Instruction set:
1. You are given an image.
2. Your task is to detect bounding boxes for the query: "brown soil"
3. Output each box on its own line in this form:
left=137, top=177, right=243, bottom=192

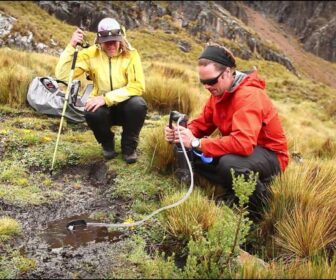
left=243, top=4, right=336, bottom=89
left=0, top=161, right=131, bottom=279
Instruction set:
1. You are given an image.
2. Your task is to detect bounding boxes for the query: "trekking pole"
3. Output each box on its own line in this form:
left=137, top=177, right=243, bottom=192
left=50, top=44, right=80, bottom=175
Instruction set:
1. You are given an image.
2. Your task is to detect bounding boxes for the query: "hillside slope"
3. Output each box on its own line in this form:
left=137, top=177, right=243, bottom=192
left=242, top=3, right=336, bottom=89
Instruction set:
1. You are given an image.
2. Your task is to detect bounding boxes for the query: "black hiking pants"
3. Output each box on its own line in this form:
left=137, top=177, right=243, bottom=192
left=192, top=146, right=281, bottom=220
left=84, top=96, right=147, bottom=155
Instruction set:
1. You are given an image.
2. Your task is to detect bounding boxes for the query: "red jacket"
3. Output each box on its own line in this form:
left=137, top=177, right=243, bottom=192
left=188, top=70, right=289, bottom=171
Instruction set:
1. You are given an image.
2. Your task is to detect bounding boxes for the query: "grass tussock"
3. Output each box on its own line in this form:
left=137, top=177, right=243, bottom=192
left=144, top=73, right=205, bottom=116
left=262, top=159, right=336, bottom=259
left=0, top=217, right=21, bottom=241
left=275, top=207, right=335, bottom=259
left=142, top=120, right=174, bottom=173
left=238, top=257, right=336, bottom=279
left=161, top=188, right=223, bottom=239
left=146, top=62, right=194, bottom=82
left=0, top=48, right=58, bottom=107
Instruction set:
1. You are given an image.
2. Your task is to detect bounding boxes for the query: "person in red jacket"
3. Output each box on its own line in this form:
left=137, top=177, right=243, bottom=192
left=165, top=43, right=289, bottom=218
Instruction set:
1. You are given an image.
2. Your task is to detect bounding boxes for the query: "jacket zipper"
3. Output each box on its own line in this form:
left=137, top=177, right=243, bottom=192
left=109, top=57, right=113, bottom=90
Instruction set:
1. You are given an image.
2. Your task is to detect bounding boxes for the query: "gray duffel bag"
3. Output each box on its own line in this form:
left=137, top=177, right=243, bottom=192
left=27, top=76, right=92, bottom=123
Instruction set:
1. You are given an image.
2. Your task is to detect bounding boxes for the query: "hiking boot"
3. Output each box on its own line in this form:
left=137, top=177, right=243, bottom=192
left=122, top=151, right=137, bottom=164
left=103, top=149, right=117, bottom=160
left=102, top=142, right=117, bottom=160
left=174, top=168, right=191, bottom=186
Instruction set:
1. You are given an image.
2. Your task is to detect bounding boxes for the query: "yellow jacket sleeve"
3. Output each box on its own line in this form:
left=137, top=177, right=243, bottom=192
left=55, top=44, right=90, bottom=81
left=104, top=50, right=145, bottom=106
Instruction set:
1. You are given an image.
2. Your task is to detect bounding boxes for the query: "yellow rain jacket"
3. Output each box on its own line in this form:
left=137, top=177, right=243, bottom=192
left=55, top=44, right=145, bottom=106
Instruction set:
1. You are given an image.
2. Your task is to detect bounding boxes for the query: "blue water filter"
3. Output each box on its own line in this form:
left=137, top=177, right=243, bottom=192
left=192, top=150, right=213, bottom=164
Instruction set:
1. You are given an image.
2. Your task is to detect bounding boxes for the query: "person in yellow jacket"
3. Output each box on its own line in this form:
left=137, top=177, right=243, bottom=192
left=55, top=18, right=147, bottom=163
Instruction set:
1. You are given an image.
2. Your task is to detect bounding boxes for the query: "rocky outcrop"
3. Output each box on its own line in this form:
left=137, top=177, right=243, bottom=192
left=248, top=1, right=336, bottom=62
left=36, top=0, right=296, bottom=73
left=0, top=13, right=62, bottom=55
left=214, top=1, right=249, bottom=25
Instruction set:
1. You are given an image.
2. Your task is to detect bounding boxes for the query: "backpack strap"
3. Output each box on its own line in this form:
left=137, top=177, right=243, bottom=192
left=56, top=80, right=67, bottom=86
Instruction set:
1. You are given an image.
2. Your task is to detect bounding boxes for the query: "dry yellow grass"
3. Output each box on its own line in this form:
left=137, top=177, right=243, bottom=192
left=143, top=62, right=207, bottom=116
left=142, top=120, right=175, bottom=173
left=262, top=159, right=336, bottom=259
left=274, top=100, right=336, bottom=159
left=0, top=48, right=58, bottom=107
left=238, top=257, right=336, bottom=279
left=0, top=217, right=21, bottom=240
left=161, top=188, right=222, bottom=239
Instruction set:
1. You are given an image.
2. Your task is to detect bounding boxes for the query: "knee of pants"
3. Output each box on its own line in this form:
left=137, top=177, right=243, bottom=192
left=84, top=108, right=109, bottom=123
left=126, top=97, right=147, bottom=115
left=215, top=154, right=244, bottom=177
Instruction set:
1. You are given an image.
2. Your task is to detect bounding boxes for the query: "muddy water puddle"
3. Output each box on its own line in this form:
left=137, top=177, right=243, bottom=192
left=40, top=214, right=126, bottom=249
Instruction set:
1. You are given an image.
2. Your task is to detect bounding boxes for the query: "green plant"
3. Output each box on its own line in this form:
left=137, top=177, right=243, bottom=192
left=228, top=169, right=257, bottom=262
left=137, top=172, right=257, bottom=279
left=0, top=250, right=36, bottom=278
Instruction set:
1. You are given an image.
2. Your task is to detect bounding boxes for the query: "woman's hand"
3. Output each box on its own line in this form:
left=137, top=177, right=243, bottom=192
left=70, top=28, right=84, bottom=48
left=85, top=96, right=106, bottom=112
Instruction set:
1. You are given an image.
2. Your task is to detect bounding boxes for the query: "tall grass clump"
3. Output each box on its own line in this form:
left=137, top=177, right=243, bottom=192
left=161, top=188, right=223, bottom=239
left=143, top=61, right=208, bottom=116
left=144, top=74, right=204, bottom=116
left=0, top=48, right=57, bottom=107
left=261, top=159, right=336, bottom=259
left=237, top=256, right=336, bottom=279
left=146, top=62, right=193, bottom=82
left=0, top=217, right=21, bottom=241
left=142, top=120, right=175, bottom=173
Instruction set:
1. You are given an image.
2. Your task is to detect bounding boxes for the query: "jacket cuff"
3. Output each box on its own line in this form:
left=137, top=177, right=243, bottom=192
left=64, top=43, right=76, bottom=54
left=103, top=93, right=114, bottom=107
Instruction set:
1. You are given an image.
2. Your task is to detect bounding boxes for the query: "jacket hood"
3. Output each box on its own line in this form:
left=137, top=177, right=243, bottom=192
left=229, top=70, right=265, bottom=93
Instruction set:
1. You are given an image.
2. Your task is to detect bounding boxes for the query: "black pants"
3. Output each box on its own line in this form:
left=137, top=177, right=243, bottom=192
left=192, top=146, right=281, bottom=219
left=84, top=96, right=147, bottom=155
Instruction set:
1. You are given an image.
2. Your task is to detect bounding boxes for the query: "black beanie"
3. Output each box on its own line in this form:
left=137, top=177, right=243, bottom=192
left=199, top=45, right=236, bottom=68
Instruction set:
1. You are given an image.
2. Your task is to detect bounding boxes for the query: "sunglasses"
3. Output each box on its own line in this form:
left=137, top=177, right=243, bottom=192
left=97, top=29, right=121, bottom=38
left=199, top=70, right=224, bottom=86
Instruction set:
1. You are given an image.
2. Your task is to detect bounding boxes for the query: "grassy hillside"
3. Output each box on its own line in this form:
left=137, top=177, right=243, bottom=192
left=0, top=1, right=336, bottom=278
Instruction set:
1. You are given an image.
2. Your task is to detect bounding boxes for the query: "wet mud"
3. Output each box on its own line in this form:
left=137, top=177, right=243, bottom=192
left=0, top=161, right=133, bottom=279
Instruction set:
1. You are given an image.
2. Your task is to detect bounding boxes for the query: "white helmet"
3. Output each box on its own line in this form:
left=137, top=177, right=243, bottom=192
left=97, top=18, right=122, bottom=43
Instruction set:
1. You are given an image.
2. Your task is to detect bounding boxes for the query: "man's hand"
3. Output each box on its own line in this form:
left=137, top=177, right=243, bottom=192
left=164, top=124, right=175, bottom=143
left=173, top=126, right=195, bottom=149
left=70, top=28, right=84, bottom=48
left=85, top=96, right=106, bottom=112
